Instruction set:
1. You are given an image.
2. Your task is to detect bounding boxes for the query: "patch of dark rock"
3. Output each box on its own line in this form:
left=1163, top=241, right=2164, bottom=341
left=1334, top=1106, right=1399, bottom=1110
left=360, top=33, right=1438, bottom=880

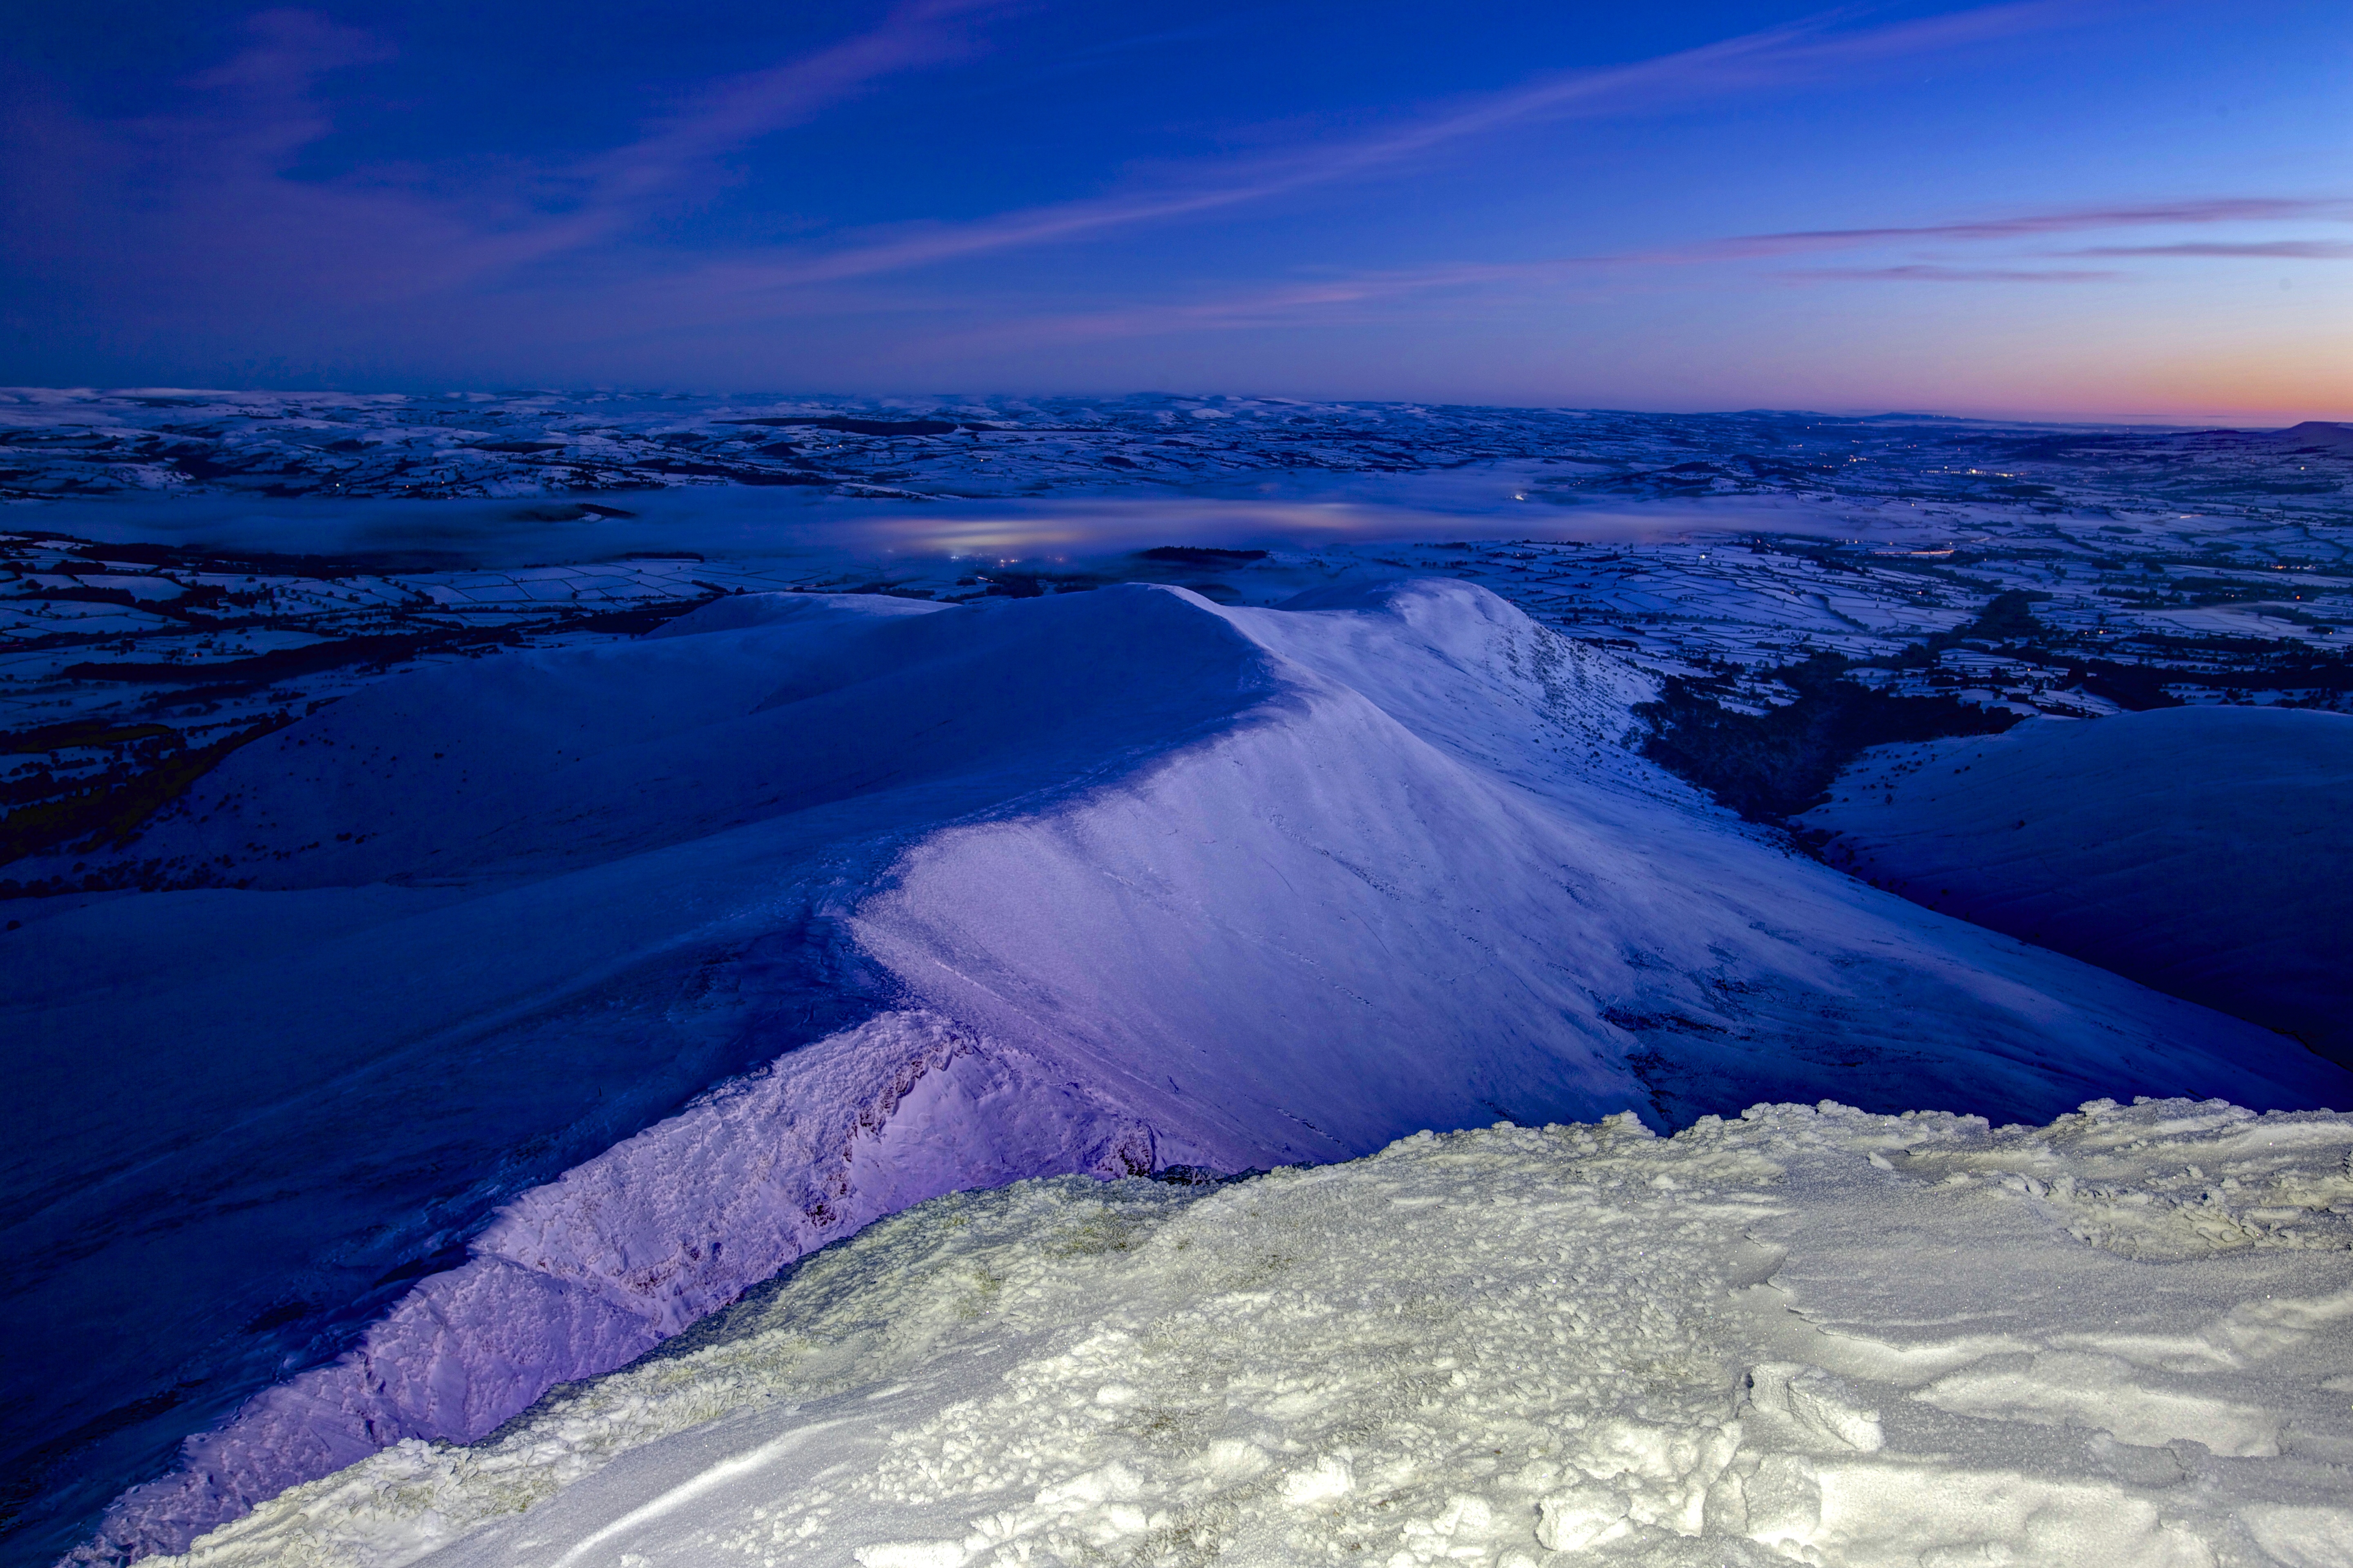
left=1602, top=1007, right=1727, bottom=1036
left=369, top=1240, right=472, bottom=1289
left=239, top=1300, right=319, bottom=1335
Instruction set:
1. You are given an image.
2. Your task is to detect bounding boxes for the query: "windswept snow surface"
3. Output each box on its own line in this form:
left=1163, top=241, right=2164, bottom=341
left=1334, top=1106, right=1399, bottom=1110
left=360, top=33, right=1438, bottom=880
left=1801, top=708, right=2353, bottom=1065
left=150, top=1099, right=2353, bottom=1568
left=19, top=582, right=2348, bottom=1563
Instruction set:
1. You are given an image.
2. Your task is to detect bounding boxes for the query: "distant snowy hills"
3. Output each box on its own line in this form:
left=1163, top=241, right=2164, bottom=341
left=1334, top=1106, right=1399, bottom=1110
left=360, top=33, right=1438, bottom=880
left=13, top=581, right=2343, bottom=1564
left=1802, top=706, right=2353, bottom=1066
left=3, top=388, right=2346, bottom=523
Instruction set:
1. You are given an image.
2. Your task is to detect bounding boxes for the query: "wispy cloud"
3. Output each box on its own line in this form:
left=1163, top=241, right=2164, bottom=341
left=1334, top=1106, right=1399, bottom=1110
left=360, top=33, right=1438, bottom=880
left=934, top=264, right=1554, bottom=348
left=929, top=189, right=2342, bottom=346
left=580, top=0, right=1005, bottom=213
left=2054, top=239, right=2353, bottom=259
left=1, top=1, right=1017, bottom=307
left=693, top=1, right=2097, bottom=294
left=2, top=0, right=2121, bottom=331
left=1785, top=264, right=2122, bottom=282
left=1646, top=198, right=2352, bottom=264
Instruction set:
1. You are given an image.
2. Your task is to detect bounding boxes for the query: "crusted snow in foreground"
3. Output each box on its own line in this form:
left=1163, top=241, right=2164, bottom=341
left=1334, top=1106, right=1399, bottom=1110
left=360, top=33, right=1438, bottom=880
left=162, top=1099, right=2353, bottom=1568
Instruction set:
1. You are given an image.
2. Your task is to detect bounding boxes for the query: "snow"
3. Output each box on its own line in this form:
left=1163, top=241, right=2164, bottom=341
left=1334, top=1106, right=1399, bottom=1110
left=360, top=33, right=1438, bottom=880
left=1801, top=706, right=2353, bottom=1064
left=148, top=1097, right=2353, bottom=1568
left=40, top=580, right=2347, bottom=1564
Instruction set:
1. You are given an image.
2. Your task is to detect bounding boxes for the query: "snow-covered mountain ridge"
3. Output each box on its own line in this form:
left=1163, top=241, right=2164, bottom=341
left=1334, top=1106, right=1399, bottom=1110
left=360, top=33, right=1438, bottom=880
left=24, top=579, right=2343, bottom=1566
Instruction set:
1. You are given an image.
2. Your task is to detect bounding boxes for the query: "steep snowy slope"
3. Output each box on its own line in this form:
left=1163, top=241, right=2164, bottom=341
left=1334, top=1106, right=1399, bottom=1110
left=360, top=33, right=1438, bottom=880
left=1801, top=707, right=2353, bottom=1065
left=150, top=1099, right=2353, bottom=1568
left=18, top=583, right=2345, bottom=1565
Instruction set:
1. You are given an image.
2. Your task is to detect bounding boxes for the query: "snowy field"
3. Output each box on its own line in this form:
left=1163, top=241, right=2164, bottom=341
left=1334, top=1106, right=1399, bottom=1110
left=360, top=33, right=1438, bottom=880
left=1803, top=707, right=2353, bottom=1065
left=4, top=393, right=2351, bottom=1568
left=150, top=1099, right=2353, bottom=1568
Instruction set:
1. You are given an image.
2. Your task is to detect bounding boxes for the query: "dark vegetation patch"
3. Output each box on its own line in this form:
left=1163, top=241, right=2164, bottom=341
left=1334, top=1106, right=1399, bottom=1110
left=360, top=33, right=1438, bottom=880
left=49, top=538, right=476, bottom=577
left=4, top=720, right=177, bottom=755
left=720, top=415, right=960, bottom=436
left=508, top=503, right=638, bottom=521
left=1138, top=546, right=1270, bottom=565
left=1637, top=655, right=2020, bottom=823
left=60, top=627, right=526, bottom=685
left=728, top=468, right=837, bottom=487
left=564, top=594, right=725, bottom=634
left=20, top=582, right=231, bottom=624
left=0, top=713, right=296, bottom=880
left=1933, top=599, right=2353, bottom=706
left=1637, top=594, right=2046, bottom=822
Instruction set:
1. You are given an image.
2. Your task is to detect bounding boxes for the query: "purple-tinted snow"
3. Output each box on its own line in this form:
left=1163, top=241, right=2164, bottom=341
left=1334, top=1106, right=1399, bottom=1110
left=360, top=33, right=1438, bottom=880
left=56, top=581, right=2350, bottom=1561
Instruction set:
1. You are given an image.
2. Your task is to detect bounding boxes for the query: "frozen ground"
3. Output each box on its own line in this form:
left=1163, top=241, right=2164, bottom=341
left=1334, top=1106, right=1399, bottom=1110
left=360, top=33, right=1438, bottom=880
left=1801, top=707, right=2353, bottom=1065
left=4, top=393, right=2349, bottom=1567
left=11, top=581, right=2344, bottom=1566
left=150, top=1097, right=2353, bottom=1568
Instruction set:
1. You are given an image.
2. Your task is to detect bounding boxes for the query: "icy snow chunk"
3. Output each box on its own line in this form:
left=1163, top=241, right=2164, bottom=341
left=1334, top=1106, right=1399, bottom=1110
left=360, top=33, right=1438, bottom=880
left=1917, top=1351, right=2279, bottom=1456
left=1744, top=1456, right=2217, bottom=1568
left=1276, top=1454, right=1353, bottom=1507
left=1741, top=1363, right=1885, bottom=1453
left=851, top=1544, right=967, bottom=1568
left=1534, top=1483, right=1628, bottom=1550
left=2241, top=1505, right=2353, bottom=1568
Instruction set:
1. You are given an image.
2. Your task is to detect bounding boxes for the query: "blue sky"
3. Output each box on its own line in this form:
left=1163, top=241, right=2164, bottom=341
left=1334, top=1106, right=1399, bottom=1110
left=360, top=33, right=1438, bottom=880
left=2, top=0, right=2347, bottom=418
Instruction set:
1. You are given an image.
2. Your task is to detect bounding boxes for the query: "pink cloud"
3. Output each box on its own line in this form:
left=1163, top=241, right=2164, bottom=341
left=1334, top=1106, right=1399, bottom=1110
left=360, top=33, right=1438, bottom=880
left=1783, top=264, right=2123, bottom=282
left=1652, top=198, right=2351, bottom=264
left=2055, top=240, right=2353, bottom=259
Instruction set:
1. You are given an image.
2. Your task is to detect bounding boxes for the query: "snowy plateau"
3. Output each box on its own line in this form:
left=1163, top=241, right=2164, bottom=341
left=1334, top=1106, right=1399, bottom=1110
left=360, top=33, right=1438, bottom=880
left=2, top=391, right=2351, bottom=1568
